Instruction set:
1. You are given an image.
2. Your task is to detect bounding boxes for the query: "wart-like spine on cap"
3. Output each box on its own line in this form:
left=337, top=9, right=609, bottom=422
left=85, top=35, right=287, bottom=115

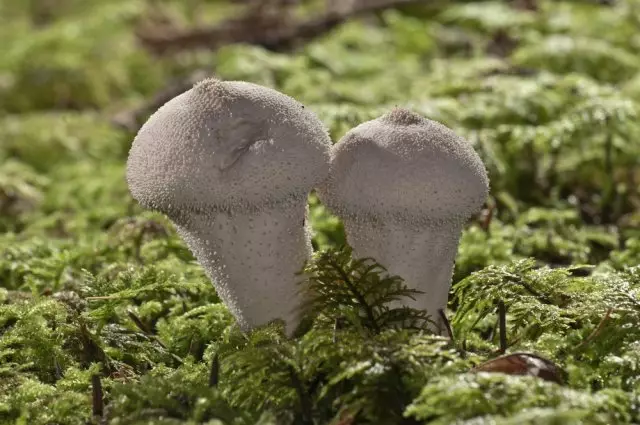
left=317, top=108, right=489, bottom=334
left=126, top=78, right=332, bottom=335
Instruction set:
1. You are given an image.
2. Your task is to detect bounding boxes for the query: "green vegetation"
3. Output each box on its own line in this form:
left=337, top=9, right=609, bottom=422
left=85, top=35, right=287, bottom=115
left=1, top=0, right=639, bottom=424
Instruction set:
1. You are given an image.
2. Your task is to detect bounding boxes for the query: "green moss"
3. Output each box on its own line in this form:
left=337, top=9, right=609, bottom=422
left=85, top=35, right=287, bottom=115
left=405, top=373, right=632, bottom=424
left=0, top=113, right=128, bottom=171
left=512, top=36, right=640, bottom=83
left=0, top=2, right=169, bottom=112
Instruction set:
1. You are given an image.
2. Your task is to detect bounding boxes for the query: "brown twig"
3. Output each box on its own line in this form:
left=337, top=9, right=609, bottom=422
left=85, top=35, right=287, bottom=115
left=136, top=0, right=428, bottom=55
left=209, top=353, right=220, bottom=387
left=438, top=308, right=454, bottom=343
left=498, top=300, right=507, bottom=354
left=127, top=309, right=169, bottom=350
left=127, top=310, right=152, bottom=334
left=92, top=374, right=104, bottom=417
left=288, top=365, right=314, bottom=425
left=479, top=200, right=495, bottom=233
left=575, top=308, right=613, bottom=350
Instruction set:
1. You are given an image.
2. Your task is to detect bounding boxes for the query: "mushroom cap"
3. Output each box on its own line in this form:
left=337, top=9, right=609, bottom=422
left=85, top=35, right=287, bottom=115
left=126, top=78, right=332, bottom=218
left=317, top=108, right=489, bottom=224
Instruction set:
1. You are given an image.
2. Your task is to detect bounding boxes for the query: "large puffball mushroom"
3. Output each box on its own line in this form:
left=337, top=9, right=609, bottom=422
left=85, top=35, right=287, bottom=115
left=126, top=78, right=332, bottom=336
left=316, top=108, right=489, bottom=334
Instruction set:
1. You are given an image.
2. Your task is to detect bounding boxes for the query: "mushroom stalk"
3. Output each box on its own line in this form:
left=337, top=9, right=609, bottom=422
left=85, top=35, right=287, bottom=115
left=344, top=218, right=464, bottom=332
left=175, top=204, right=311, bottom=335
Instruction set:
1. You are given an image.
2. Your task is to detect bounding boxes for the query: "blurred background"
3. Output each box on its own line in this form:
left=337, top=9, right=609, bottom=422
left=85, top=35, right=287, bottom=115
left=1, top=0, right=639, bottom=285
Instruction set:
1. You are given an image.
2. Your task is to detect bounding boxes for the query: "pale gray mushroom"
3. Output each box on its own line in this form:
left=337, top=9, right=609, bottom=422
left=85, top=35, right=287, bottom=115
left=316, top=108, right=489, bottom=334
left=126, top=78, right=332, bottom=335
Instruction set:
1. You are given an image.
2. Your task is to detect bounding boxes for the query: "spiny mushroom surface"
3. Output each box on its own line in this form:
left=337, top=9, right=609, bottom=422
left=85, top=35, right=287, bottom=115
left=317, top=108, right=489, bottom=333
left=126, top=78, right=332, bottom=335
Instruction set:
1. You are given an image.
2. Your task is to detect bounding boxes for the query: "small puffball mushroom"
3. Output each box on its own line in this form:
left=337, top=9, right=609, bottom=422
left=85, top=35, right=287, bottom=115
left=316, top=108, right=489, bottom=334
left=126, top=78, right=332, bottom=336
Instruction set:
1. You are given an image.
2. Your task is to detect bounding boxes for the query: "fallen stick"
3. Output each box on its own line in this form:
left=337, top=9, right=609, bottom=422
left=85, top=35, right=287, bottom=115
left=137, top=0, right=428, bottom=55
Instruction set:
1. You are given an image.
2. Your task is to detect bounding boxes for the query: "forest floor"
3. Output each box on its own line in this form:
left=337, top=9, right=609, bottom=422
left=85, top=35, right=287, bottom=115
left=1, top=0, right=639, bottom=424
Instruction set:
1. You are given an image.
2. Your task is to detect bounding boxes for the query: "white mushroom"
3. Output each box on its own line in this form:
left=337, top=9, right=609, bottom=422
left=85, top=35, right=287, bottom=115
left=316, top=108, right=489, bottom=334
left=126, top=78, right=332, bottom=335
